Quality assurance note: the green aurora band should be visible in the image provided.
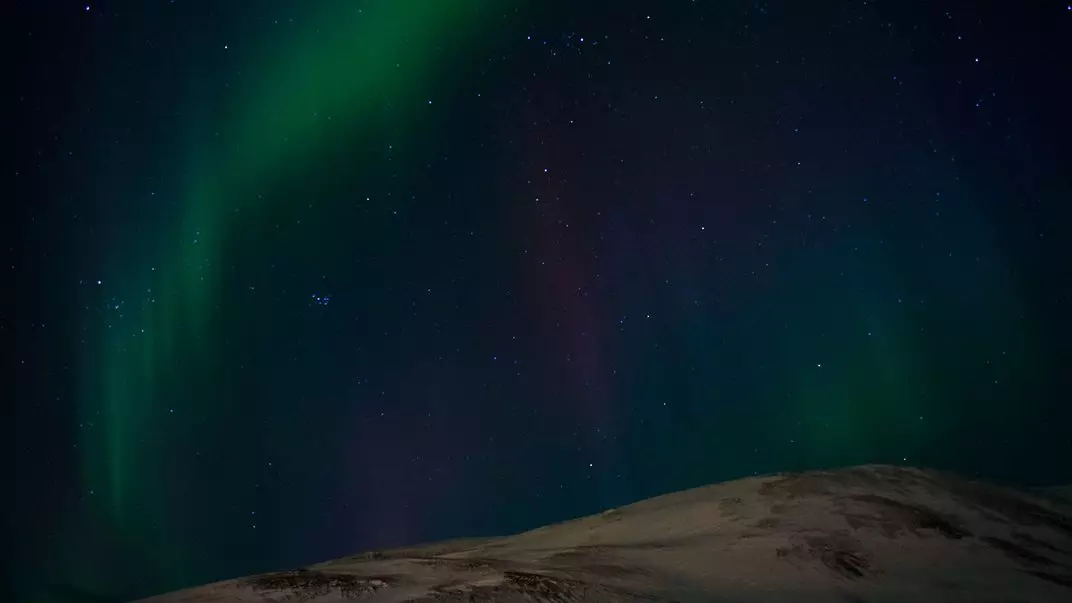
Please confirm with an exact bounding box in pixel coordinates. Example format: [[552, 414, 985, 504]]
[[79, 0, 507, 580]]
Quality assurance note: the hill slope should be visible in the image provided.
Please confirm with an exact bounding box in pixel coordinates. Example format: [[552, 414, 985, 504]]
[[136, 465, 1072, 602]]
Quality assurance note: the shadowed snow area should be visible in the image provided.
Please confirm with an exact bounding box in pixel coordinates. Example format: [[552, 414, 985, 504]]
[[136, 465, 1072, 602]]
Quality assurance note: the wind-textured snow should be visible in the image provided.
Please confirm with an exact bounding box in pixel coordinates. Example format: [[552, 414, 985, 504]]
[[136, 465, 1072, 602]]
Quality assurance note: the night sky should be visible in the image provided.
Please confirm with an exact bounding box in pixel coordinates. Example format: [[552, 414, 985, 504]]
[[11, 1, 1072, 601]]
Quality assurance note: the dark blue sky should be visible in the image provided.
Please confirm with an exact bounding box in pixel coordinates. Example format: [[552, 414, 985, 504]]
[[12, 2, 1072, 601]]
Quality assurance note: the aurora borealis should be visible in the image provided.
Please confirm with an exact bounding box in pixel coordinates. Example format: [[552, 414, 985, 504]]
[[88, 0, 503, 553], [12, 1, 1072, 601]]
